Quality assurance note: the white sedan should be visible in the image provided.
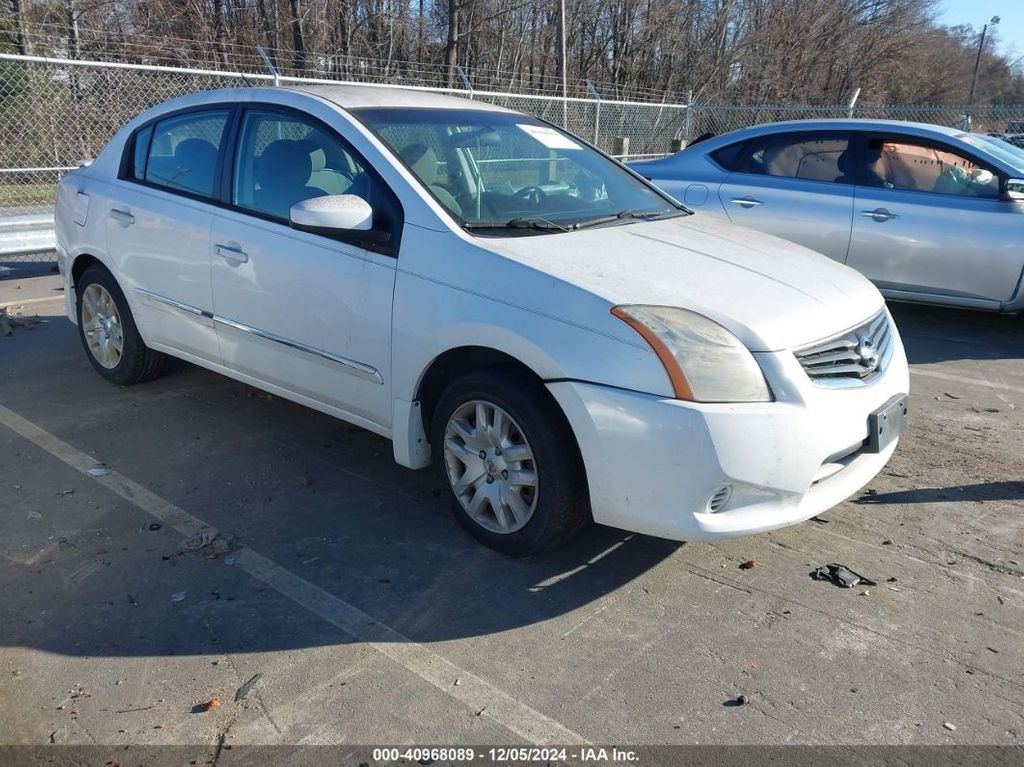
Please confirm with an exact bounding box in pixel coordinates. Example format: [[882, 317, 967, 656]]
[[55, 85, 909, 556]]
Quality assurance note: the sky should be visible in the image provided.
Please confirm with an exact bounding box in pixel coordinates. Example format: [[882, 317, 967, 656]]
[[939, 0, 1024, 64]]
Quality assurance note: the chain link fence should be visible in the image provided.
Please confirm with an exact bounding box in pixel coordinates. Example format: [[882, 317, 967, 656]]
[[1, 52, 1022, 266]]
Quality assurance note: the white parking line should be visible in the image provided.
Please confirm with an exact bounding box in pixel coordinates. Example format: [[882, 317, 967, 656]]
[[0, 402, 589, 747], [910, 367, 1024, 396], [0, 294, 65, 310]]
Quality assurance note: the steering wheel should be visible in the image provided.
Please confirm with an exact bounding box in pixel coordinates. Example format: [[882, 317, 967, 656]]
[[514, 185, 548, 206]]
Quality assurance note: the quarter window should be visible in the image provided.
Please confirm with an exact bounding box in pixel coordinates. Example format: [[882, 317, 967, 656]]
[[131, 125, 153, 181], [143, 110, 229, 198], [735, 133, 853, 184], [865, 137, 999, 199]]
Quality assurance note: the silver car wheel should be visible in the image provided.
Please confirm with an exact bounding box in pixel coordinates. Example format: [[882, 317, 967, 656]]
[[81, 284, 124, 370], [443, 399, 538, 534]]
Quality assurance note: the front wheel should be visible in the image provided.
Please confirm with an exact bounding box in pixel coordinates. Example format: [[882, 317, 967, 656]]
[[431, 369, 591, 556], [76, 264, 166, 385]]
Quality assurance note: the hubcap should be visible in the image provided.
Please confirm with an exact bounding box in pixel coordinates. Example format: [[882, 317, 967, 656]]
[[81, 284, 124, 370], [443, 400, 538, 534]]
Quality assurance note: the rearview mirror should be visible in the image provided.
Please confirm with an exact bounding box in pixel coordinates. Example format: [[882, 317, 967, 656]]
[[290, 194, 373, 233], [1006, 178, 1024, 202]]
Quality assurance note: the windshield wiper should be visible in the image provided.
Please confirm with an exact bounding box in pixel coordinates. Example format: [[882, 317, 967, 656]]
[[505, 216, 570, 232], [464, 209, 680, 234], [571, 208, 680, 231], [463, 216, 569, 233]]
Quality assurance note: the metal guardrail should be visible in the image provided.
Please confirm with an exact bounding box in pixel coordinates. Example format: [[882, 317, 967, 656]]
[[0, 213, 56, 262]]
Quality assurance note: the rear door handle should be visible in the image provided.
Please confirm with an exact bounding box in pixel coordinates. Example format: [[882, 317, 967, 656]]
[[109, 208, 135, 225], [215, 243, 249, 263], [861, 208, 898, 222], [730, 196, 764, 208]]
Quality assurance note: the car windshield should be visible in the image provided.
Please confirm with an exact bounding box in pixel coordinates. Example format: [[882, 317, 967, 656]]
[[958, 133, 1024, 175], [353, 107, 683, 232]]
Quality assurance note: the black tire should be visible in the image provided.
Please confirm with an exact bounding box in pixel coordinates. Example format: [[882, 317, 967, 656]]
[[76, 264, 166, 385], [430, 368, 591, 556]]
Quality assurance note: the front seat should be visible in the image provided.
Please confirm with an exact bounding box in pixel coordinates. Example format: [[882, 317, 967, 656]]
[[254, 139, 328, 219], [835, 146, 886, 187], [834, 147, 859, 185], [400, 143, 462, 216]]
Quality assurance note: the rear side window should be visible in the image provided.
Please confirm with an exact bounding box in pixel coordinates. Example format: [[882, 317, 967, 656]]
[[143, 110, 229, 198], [732, 132, 853, 184]]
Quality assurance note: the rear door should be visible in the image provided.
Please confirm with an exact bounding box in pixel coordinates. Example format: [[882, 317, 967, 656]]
[[209, 106, 403, 427], [717, 130, 856, 263], [845, 133, 1023, 306], [104, 108, 231, 363]]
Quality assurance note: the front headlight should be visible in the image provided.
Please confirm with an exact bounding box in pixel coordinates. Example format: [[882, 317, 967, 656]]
[[611, 305, 771, 403]]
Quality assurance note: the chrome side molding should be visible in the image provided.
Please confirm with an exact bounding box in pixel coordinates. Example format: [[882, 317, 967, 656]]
[[135, 287, 383, 384]]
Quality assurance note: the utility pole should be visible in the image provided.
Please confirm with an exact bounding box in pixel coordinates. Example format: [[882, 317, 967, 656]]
[[558, 0, 567, 128], [968, 16, 1000, 105]]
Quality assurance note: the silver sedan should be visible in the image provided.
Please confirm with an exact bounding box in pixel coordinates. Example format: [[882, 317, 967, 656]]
[[631, 119, 1024, 312]]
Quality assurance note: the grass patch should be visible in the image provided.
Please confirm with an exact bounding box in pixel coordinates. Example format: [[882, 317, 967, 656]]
[[0, 183, 57, 207]]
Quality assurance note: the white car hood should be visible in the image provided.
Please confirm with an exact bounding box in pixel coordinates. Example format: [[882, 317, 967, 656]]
[[486, 213, 884, 352]]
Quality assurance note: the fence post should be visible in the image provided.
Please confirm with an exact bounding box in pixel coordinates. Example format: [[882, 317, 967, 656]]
[[586, 80, 601, 148], [256, 45, 279, 86], [846, 87, 861, 118], [683, 89, 694, 144], [455, 65, 474, 99], [612, 136, 629, 162]]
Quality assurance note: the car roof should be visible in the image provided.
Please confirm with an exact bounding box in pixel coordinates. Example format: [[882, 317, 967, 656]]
[[288, 83, 514, 113], [714, 118, 964, 141]]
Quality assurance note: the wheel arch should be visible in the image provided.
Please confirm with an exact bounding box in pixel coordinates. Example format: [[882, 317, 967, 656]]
[[393, 345, 586, 482], [70, 252, 107, 289]]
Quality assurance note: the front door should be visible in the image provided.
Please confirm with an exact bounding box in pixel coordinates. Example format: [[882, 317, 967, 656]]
[[209, 107, 402, 428], [845, 133, 1024, 306]]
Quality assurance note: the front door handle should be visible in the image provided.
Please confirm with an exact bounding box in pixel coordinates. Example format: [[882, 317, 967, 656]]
[[730, 196, 764, 208], [109, 208, 135, 225], [861, 208, 898, 222], [215, 243, 249, 263]]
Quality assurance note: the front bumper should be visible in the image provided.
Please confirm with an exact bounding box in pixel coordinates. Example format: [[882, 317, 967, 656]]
[[547, 335, 910, 542]]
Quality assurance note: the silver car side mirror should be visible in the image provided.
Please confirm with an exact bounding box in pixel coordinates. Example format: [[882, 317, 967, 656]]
[[1006, 178, 1024, 202], [290, 194, 373, 232]]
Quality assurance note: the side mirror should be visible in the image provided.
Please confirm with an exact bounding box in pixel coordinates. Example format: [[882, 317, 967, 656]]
[[290, 194, 373, 233], [1006, 178, 1024, 202]]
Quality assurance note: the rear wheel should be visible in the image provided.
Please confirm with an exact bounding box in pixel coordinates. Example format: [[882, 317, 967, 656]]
[[431, 369, 590, 556], [76, 264, 166, 385]]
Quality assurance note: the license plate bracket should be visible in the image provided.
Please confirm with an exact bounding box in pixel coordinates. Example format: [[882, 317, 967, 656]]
[[866, 394, 908, 453]]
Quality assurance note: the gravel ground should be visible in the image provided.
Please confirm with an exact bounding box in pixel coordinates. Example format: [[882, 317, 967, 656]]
[[0, 274, 1021, 754]]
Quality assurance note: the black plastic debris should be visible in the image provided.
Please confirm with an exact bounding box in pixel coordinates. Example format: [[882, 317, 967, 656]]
[[235, 673, 262, 702], [810, 563, 877, 588]]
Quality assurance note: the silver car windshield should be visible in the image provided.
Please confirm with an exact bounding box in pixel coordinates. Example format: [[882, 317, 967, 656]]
[[353, 107, 683, 232], [958, 134, 1024, 175]]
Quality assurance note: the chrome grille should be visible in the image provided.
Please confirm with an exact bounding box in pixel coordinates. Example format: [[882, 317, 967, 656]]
[[795, 311, 892, 386]]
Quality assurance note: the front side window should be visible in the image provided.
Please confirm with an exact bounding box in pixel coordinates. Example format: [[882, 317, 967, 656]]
[[353, 108, 681, 232], [958, 133, 1024, 176], [866, 136, 1000, 199], [233, 110, 371, 220], [734, 132, 853, 184], [144, 110, 229, 198]]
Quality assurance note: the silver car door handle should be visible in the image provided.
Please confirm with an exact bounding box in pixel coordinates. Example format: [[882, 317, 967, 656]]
[[215, 243, 249, 263], [730, 196, 764, 208], [861, 208, 898, 222], [109, 208, 134, 225]]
